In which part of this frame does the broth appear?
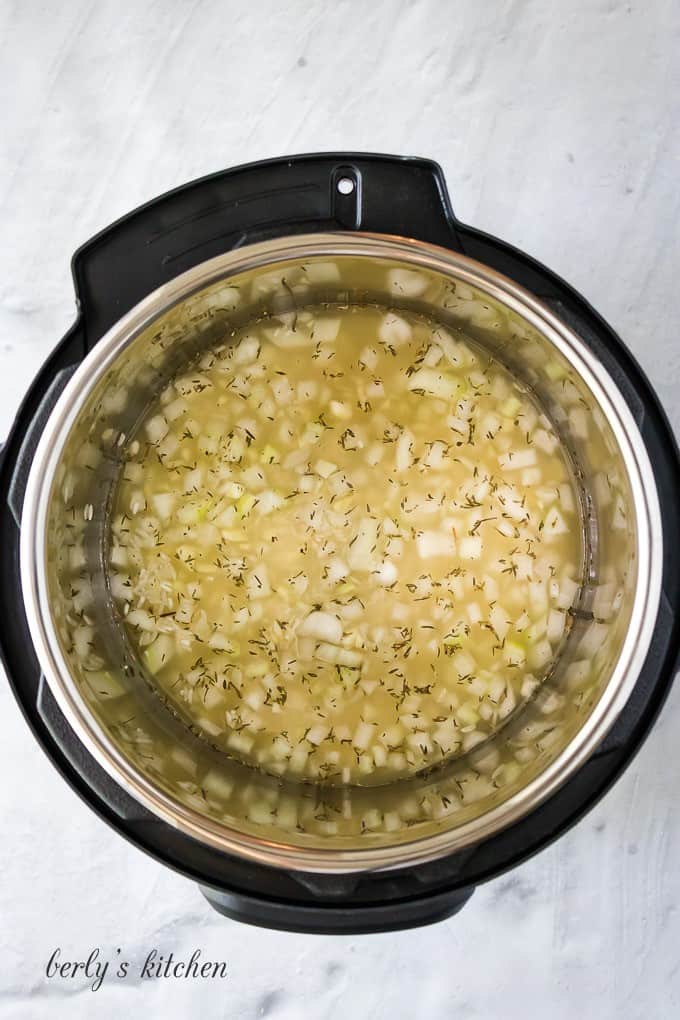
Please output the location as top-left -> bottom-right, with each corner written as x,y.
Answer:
108,305 -> 583,785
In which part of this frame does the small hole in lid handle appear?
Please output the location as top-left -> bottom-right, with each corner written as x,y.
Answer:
337,177 -> 355,196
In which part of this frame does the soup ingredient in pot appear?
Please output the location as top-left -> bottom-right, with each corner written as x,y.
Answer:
109,305 -> 582,785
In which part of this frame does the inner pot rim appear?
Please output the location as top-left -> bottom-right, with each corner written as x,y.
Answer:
20,232 -> 663,873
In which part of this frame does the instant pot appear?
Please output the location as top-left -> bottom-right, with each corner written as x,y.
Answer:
2,153 -> 679,933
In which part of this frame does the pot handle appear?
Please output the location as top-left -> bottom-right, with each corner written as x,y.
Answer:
0,319 -> 86,527
199,881 -> 474,934
71,153 -> 464,349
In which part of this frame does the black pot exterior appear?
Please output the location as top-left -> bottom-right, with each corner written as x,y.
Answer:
1,154 -> 678,933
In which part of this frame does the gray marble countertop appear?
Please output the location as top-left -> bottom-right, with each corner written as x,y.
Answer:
1,2 -> 679,1017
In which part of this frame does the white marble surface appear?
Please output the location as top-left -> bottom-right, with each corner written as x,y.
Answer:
1,1 -> 680,1016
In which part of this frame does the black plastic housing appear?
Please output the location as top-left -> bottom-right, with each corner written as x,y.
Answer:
1,153 -> 678,934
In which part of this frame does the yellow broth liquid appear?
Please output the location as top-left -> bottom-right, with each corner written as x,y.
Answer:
108,305 -> 583,786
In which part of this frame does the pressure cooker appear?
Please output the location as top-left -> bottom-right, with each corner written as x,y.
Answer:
2,153 -> 678,933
